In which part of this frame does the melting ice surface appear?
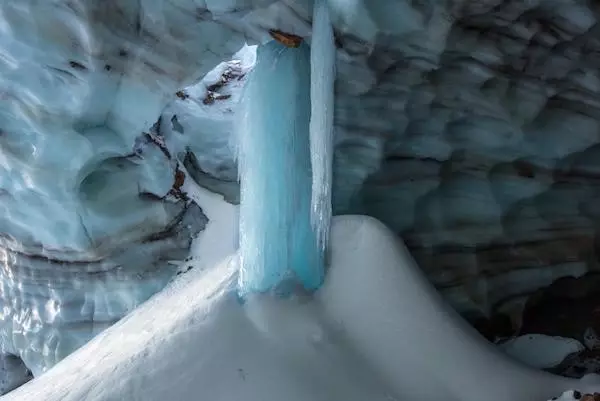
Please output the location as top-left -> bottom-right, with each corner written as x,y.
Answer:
236,40 -> 323,295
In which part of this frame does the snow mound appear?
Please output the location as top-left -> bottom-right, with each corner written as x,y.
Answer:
499,335 -> 585,370
4,216 -> 600,401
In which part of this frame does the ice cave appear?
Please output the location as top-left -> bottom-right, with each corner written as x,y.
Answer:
2,0 -> 600,400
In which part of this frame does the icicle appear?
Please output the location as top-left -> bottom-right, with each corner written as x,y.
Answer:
309,0 -> 336,254
236,40 -> 324,296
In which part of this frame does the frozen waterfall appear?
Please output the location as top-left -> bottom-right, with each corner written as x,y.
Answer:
236,40 -> 324,295
236,0 -> 336,295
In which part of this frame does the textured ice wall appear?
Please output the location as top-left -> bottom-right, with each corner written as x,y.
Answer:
237,41 -> 323,295
159,45 -> 257,204
172,0 -> 600,320
0,204 -> 206,376
324,0 -> 600,318
0,0 -> 313,378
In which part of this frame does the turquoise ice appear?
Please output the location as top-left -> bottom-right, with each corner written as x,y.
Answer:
236,40 -> 324,295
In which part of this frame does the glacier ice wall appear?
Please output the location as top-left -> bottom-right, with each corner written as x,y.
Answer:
237,40 -> 323,295
0,0 -> 297,378
0,204 -> 207,377
168,0 -> 600,320
324,0 -> 600,318
159,45 -> 257,205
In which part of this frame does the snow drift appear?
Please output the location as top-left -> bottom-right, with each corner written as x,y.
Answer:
4,215 -> 600,401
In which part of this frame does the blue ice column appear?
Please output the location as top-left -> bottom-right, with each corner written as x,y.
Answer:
236,40 -> 324,295
310,0 -> 336,254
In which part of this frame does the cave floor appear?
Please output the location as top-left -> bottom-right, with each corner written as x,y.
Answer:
479,273 -> 600,378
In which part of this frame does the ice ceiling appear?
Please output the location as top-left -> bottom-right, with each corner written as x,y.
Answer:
0,0 -> 599,391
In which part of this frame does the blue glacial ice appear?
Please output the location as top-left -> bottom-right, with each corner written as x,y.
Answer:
309,0 -> 336,255
236,40 -> 324,295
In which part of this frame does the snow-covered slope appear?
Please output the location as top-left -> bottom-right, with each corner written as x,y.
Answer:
4,214 -> 599,401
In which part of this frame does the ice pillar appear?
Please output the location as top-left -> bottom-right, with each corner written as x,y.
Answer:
310,0 -> 336,255
236,40 -> 324,295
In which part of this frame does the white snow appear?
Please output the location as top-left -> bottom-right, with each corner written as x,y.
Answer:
498,335 -> 585,370
180,166 -> 239,272
5,213 -> 600,401
551,391 -> 585,401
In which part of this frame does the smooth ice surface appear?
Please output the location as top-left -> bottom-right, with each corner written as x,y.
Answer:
236,41 -> 323,295
5,215 -> 600,401
309,0 -> 336,254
